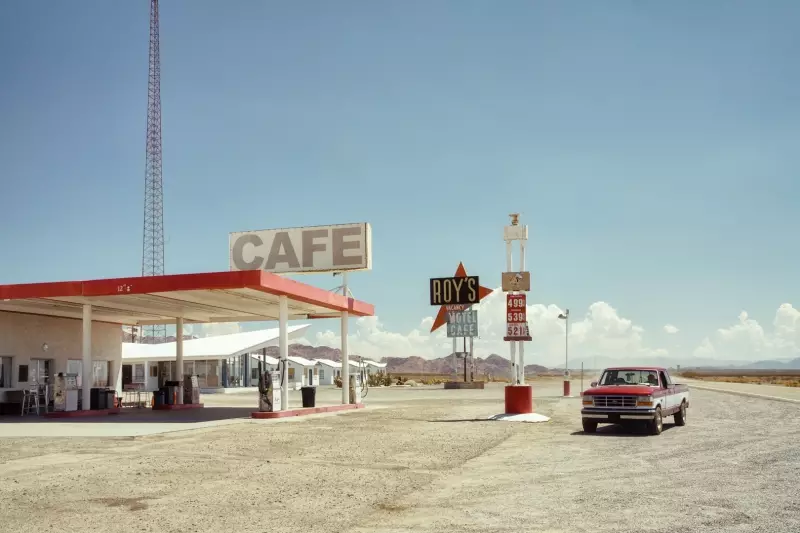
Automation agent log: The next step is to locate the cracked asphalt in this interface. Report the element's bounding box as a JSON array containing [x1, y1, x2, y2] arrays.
[[0, 382, 798, 532]]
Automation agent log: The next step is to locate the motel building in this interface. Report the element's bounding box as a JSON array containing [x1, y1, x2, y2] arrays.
[[0, 270, 374, 417], [120, 325, 311, 393]]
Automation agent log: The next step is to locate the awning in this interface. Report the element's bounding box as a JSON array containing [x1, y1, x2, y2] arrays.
[[0, 270, 374, 326]]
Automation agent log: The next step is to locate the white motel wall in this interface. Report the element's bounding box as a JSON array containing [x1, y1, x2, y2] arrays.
[[0, 311, 122, 405]]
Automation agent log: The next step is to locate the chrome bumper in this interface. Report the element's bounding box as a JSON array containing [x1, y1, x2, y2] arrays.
[[581, 409, 656, 420]]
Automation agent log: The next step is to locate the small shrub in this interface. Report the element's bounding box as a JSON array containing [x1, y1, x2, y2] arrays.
[[334, 376, 343, 388]]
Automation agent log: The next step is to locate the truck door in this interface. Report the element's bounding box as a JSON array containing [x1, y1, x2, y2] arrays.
[[659, 371, 674, 412]]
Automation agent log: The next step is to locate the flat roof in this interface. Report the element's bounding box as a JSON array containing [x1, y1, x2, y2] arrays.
[[122, 324, 310, 361], [0, 270, 374, 326]]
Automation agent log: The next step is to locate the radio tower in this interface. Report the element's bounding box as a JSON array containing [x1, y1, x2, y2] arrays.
[[141, 0, 166, 342]]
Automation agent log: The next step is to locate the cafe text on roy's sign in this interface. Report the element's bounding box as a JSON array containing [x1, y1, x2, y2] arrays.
[[229, 222, 372, 274]]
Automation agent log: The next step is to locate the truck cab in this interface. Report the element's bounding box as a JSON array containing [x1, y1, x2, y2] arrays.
[[581, 367, 689, 435]]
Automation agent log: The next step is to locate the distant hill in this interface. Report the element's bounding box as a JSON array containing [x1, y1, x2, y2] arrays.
[[261, 344, 554, 376]]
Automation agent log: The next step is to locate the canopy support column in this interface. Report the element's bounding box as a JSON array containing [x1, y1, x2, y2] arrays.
[[176, 317, 184, 404], [279, 295, 289, 411], [81, 304, 92, 411], [341, 273, 349, 405]]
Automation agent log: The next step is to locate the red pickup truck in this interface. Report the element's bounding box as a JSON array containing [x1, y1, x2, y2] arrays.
[[581, 367, 689, 435]]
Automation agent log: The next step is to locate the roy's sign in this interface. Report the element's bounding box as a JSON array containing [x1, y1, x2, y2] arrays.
[[429, 276, 480, 306], [230, 223, 372, 274]]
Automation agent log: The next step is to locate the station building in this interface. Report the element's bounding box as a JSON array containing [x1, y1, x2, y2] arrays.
[[0, 270, 374, 415]]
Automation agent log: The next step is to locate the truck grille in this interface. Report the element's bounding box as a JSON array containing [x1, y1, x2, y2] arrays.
[[593, 396, 637, 408]]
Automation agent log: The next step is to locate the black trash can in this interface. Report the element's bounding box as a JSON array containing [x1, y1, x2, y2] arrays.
[[89, 388, 100, 410], [105, 390, 117, 410], [300, 386, 316, 408], [153, 389, 164, 408]]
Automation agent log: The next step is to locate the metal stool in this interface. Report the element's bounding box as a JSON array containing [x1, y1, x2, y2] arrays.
[[21, 388, 40, 416]]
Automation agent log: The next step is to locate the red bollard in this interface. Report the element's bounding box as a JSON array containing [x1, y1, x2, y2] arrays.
[[563, 379, 571, 397], [504, 385, 533, 414]]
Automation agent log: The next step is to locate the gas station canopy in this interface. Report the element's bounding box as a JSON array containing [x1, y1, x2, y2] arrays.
[[0, 270, 374, 326]]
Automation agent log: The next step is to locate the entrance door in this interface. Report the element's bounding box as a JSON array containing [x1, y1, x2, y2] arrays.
[[122, 365, 133, 387]]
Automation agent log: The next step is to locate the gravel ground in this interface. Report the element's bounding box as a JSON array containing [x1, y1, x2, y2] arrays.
[[0, 383, 798, 533]]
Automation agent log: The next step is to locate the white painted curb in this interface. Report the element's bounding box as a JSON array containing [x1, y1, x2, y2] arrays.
[[688, 384, 800, 404]]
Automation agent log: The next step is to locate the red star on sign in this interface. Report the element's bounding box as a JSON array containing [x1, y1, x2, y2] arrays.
[[430, 262, 493, 332]]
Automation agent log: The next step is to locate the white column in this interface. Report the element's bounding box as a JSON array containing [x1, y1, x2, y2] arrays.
[[518, 239, 526, 385], [452, 337, 457, 381], [341, 273, 349, 405], [176, 317, 184, 405], [279, 295, 289, 410], [469, 336, 474, 382], [506, 240, 516, 384], [81, 304, 92, 410]]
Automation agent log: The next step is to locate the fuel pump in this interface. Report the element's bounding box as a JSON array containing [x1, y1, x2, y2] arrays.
[[349, 359, 368, 404], [257, 360, 283, 412]]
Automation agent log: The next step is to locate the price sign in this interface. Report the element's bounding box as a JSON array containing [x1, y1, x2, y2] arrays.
[[505, 294, 531, 341], [506, 294, 527, 323]]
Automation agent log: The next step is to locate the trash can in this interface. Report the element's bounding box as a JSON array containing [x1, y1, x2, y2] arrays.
[[300, 386, 316, 408], [105, 390, 117, 409], [89, 388, 99, 410], [153, 389, 164, 409]]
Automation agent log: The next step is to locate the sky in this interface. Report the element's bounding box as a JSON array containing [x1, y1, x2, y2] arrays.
[[1, 1, 798, 366]]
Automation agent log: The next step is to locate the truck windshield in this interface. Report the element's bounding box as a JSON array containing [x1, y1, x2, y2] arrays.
[[599, 370, 659, 386]]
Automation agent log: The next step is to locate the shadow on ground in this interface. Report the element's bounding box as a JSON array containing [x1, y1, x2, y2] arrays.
[[570, 423, 677, 437], [0, 407, 260, 425]]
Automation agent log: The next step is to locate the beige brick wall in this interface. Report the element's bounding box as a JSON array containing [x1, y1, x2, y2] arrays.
[[0, 311, 122, 401]]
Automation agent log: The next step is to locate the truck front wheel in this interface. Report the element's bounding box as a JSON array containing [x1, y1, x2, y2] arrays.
[[582, 419, 598, 434], [648, 407, 663, 436]]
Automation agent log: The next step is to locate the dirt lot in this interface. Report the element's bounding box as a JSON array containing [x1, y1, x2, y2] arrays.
[[678, 370, 800, 388], [1, 382, 798, 533]]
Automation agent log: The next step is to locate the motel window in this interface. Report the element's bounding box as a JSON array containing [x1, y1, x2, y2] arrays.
[[251, 368, 259, 380], [67, 359, 82, 388], [0, 357, 12, 388], [133, 364, 146, 383], [288, 367, 295, 381], [149, 365, 158, 378], [319, 369, 325, 380], [92, 361, 110, 388]]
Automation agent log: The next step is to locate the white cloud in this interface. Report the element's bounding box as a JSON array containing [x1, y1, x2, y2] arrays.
[[691, 304, 800, 361], [663, 324, 679, 334], [301, 287, 668, 366]]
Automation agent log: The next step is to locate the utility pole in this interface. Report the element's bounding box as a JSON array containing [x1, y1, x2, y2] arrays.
[[141, 0, 166, 342]]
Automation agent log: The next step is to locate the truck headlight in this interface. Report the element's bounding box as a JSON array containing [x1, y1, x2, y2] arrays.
[[582, 395, 594, 406], [637, 396, 654, 407]]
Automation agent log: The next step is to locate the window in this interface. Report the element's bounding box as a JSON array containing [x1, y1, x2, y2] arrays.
[[0, 357, 12, 387], [92, 361, 110, 387], [319, 368, 325, 381], [251, 368, 259, 380], [288, 367, 295, 380], [67, 360, 82, 387], [149, 365, 158, 378], [133, 364, 146, 383]]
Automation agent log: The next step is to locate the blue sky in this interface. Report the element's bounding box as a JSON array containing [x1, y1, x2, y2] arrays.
[[1, 1, 798, 360]]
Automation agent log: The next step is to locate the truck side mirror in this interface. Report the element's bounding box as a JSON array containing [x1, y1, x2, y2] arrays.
[[590, 381, 598, 388]]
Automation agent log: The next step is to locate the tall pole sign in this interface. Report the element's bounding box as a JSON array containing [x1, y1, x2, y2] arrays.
[[502, 213, 530, 387]]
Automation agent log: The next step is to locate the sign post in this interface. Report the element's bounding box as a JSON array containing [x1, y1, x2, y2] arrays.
[[502, 213, 533, 415]]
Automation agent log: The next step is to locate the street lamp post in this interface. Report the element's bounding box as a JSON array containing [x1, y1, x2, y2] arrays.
[[557, 309, 570, 397]]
